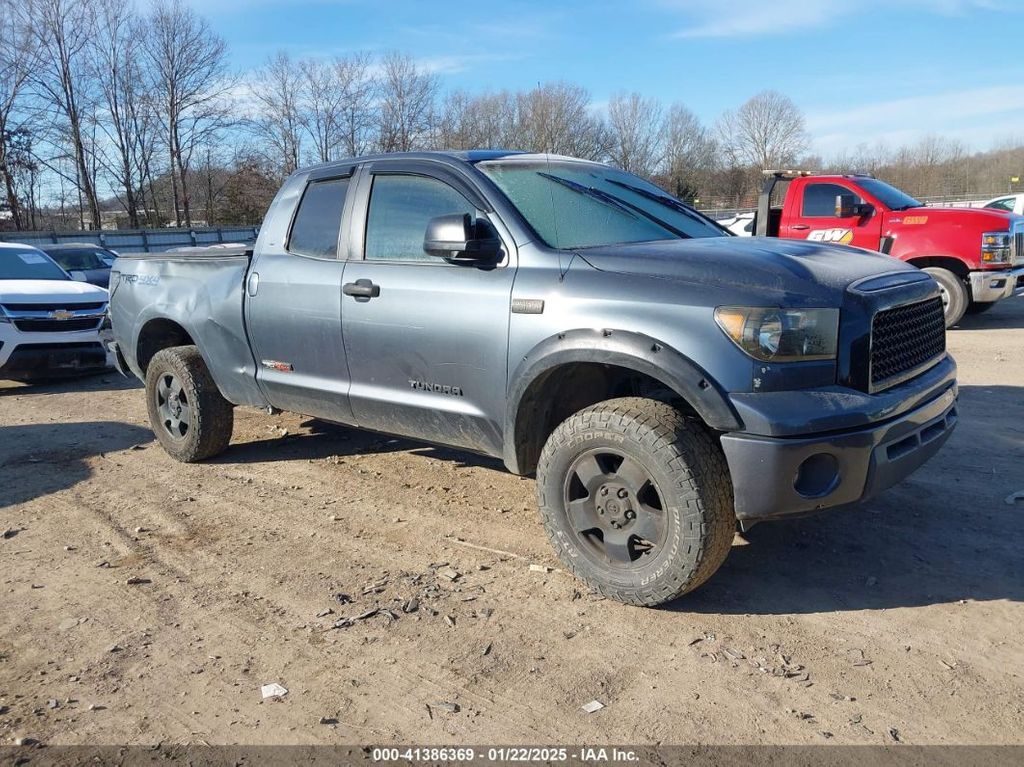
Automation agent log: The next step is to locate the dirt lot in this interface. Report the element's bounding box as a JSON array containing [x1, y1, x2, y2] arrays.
[[1, 296, 1022, 748]]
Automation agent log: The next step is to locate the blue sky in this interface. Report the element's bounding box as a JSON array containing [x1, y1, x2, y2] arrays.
[[195, 0, 1024, 157]]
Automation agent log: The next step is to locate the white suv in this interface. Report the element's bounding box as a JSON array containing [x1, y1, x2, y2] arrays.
[[0, 242, 110, 381]]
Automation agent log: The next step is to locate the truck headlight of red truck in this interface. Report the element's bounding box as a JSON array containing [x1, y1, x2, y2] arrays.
[[981, 231, 1012, 264]]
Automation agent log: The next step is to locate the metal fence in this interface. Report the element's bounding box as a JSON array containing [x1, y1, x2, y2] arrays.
[[0, 225, 259, 253]]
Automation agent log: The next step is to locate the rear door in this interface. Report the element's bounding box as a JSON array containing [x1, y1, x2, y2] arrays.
[[782, 180, 883, 250], [339, 160, 516, 457], [246, 167, 356, 422]]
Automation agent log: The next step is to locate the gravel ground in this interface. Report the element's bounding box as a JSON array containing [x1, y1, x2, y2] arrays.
[[1, 294, 1022, 747]]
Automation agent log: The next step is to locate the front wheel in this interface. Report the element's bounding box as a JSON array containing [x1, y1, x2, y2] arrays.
[[145, 345, 234, 462], [922, 267, 968, 327], [535, 397, 735, 607]]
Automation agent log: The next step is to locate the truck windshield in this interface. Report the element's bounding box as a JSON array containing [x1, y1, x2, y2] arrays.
[[856, 178, 922, 211], [478, 160, 726, 249], [0, 248, 69, 280]]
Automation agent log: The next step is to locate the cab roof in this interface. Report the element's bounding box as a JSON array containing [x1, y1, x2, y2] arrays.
[[301, 150, 607, 175]]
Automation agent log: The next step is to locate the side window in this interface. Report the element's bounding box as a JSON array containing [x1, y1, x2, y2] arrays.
[[288, 177, 349, 258], [986, 198, 1014, 212], [802, 183, 861, 217], [365, 174, 476, 262]]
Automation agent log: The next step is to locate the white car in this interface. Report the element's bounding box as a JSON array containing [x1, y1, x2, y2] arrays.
[[982, 193, 1024, 215], [717, 211, 755, 236], [0, 242, 110, 381]]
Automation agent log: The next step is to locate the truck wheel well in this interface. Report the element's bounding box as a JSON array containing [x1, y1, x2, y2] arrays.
[[513, 362, 700, 476], [907, 256, 969, 280], [136, 319, 195, 374]]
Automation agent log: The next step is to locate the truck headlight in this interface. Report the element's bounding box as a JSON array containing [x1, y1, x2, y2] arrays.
[[981, 231, 1011, 264], [714, 307, 839, 362]]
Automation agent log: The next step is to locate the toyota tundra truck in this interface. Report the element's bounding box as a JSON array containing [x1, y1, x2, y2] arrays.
[[108, 152, 958, 606], [754, 170, 1024, 326]]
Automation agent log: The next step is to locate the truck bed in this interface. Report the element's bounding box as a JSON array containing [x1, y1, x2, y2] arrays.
[[109, 245, 266, 408]]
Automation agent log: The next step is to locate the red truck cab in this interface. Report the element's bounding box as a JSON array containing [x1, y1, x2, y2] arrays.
[[755, 171, 1024, 326]]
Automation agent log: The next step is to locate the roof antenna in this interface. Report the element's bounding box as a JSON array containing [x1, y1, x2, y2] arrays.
[[543, 152, 572, 281]]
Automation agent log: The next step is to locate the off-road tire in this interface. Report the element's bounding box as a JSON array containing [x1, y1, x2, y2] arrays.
[[145, 345, 233, 462], [923, 267, 968, 327], [536, 397, 735, 607], [965, 300, 997, 315]]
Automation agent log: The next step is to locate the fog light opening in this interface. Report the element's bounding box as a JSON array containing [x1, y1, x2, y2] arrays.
[[794, 453, 840, 499]]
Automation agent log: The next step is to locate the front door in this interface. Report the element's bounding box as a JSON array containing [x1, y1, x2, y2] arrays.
[[340, 164, 516, 457], [784, 181, 883, 250], [246, 173, 355, 422]]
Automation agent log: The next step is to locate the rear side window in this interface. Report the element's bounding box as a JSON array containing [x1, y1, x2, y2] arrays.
[[985, 198, 1015, 212], [289, 177, 349, 258], [802, 183, 861, 217], [364, 175, 476, 262], [47, 249, 109, 270]]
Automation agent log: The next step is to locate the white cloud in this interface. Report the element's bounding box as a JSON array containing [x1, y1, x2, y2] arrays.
[[804, 84, 1024, 154], [662, 0, 1015, 39]]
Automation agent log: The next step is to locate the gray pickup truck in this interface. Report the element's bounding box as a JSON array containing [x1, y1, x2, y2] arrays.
[[108, 151, 958, 606]]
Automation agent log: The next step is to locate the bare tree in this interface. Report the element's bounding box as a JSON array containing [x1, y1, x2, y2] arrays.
[[300, 58, 341, 163], [515, 83, 606, 159], [0, 0, 36, 228], [249, 51, 304, 178], [89, 0, 157, 227], [433, 89, 476, 150], [606, 92, 664, 177], [376, 52, 436, 153], [22, 0, 102, 229], [660, 102, 716, 202], [717, 90, 808, 170], [145, 0, 232, 226], [333, 53, 376, 158], [432, 89, 518, 150]]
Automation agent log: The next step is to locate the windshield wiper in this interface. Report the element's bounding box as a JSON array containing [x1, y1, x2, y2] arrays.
[[538, 172, 689, 239], [607, 179, 723, 231]]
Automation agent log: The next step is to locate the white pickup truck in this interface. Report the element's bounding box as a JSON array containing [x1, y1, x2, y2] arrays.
[[0, 242, 110, 381]]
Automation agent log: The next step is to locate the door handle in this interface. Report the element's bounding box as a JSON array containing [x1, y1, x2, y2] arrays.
[[246, 271, 259, 296], [343, 279, 380, 301], [791, 224, 810, 231]]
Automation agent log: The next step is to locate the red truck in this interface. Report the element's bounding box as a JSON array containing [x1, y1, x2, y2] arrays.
[[754, 171, 1024, 326]]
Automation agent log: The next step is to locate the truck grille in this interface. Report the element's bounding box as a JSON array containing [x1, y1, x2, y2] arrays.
[[1, 302, 107, 334], [1014, 229, 1023, 265], [13, 318, 103, 332], [870, 297, 946, 391], [2, 302, 105, 312]]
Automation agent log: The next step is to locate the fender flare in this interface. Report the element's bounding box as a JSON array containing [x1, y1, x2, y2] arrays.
[[503, 328, 742, 473]]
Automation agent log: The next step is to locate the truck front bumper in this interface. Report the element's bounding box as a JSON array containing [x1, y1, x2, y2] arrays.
[[0, 341, 109, 381], [969, 267, 1024, 302], [720, 362, 958, 526]]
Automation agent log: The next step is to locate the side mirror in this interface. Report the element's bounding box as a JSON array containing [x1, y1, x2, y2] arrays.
[[69, 270, 88, 282], [835, 194, 873, 219], [424, 213, 501, 261]]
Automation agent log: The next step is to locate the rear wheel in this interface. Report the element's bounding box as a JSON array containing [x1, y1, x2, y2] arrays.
[[535, 397, 735, 607], [145, 345, 233, 462], [923, 267, 968, 328], [966, 300, 998, 315]]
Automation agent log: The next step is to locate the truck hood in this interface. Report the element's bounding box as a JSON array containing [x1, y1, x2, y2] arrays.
[[0, 279, 109, 305], [578, 237, 914, 304], [890, 206, 1016, 230]]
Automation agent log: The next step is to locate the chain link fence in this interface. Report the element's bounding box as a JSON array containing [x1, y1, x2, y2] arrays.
[[0, 226, 259, 253]]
